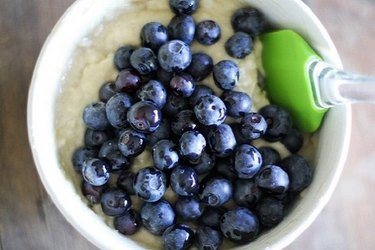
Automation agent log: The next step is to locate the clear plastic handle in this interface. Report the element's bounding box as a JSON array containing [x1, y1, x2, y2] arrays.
[[310, 60, 375, 109]]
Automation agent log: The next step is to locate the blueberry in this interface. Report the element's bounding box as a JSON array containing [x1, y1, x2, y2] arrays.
[[213, 60, 239, 90], [152, 139, 179, 171], [130, 47, 158, 75], [72, 147, 97, 172], [188, 84, 214, 107], [81, 158, 110, 186], [234, 179, 262, 208], [281, 128, 304, 153], [256, 197, 284, 228], [114, 68, 142, 93], [230, 123, 252, 146], [231, 7, 267, 37], [175, 196, 204, 221], [199, 177, 232, 207], [220, 207, 259, 243], [214, 157, 237, 182], [170, 165, 199, 196], [140, 199, 175, 235], [207, 124, 236, 158], [169, 0, 199, 15], [221, 90, 252, 118], [84, 129, 112, 148], [114, 209, 141, 235], [114, 45, 135, 71], [100, 188, 132, 216], [158, 40, 192, 73], [106, 93, 133, 128], [170, 73, 196, 97], [99, 140, 130, 172], [171, 110, 198, 136], [81, 180, 107, 205], [99, 81, 117, 102], [225, 32, 253, 59], [168, 15, 195, 45], [146, 118, 171, 146], [240, 112, 268, 140], [163, 94, 189, 117], [117, 170, 135, 195], [117, 129, 146, 158], [140, 22, 169, 51], [133, 167, 167, 202], [83, 102, 109, 130], [192, 150, 216, 175], [199, 206, 227, 229], [194, 94, 226, 126], [127, 101, 162, 133], [137, 80, 167, 109], [256, 165, 289, 194], [195, 226, 223, 250], [259, 104, 293, 142], [258, 146, 281, 166], [234, 144, 262, 179], [195, 20, 221, 45], [179, 131, 206, 162], [163, 224, 194, 250], [156, 68, 175, 85], [279, 154, 313, 192], [185, 53, 214, 81]]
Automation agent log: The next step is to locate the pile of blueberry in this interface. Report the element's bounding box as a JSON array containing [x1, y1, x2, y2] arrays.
[[72, 0, 313, 249]]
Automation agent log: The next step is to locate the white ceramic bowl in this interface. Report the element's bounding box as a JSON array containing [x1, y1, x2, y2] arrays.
[[27, 0, 351, 249]]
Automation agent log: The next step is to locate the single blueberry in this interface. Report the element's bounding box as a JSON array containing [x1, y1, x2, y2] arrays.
[[195, 226, 223, 250], [152, 139, 179, 171], [279, 154, 313, 192], [114, 209, 141, 235], [158, 40, 192, 73], [175, 196, 204, 221], [99, 140, 130, 172], [133, 167, 167, 202], [259, 104, 293, 142], [179, 131, 206, 162], [255, 197, 284, 228], [117, 128, 146, 158], [256, 165, 289, 194], [231, 7, 267, 37], [169, 0, 199, 14], [188, 84, 214, 107], [221, 90, 252, 118], [170, 165, 199, 196], [99, 81, 117, 102], [106, 93, 133, 128], [84, 129, 112, 148], [163, 224, 195, 250], [100, 188, 132, 216], [213, 60, 239, 90], [83, 102, 109, 130], [234, 179, 263, 208], [137, 80, 167, 109], [168, 15, 195, 45], [281, 128, 304, 153], [194, 94, 227, 126], [81, 180, 107, 205], [117, 170, 135, 195], [130, 47, 158, 75], [220, 207, 259, 243], [171, 109, 198, 136], [169, 73, 196, 97], [81, 158, 110, 186], [240, 112, 268, 140], [207, 124, 237, 158], [72, 147, 97, 172], [185, 53, 214, 81], [234, 144, 262, 179], [192, 150, 216, 175], [140, 199, 175, 235], [199, 206, 227, 229], [225, 32, 253, 59], [163, 94, 189, 117], [140, 22, 169, 51], [127, 101, 162, 133], [114, 68, 142, 93], [146, 118, 171, 146], [114, 45, 135, 71], [195, 20, 221, 45], [258, 146, 281, 166], [199, 177, 232, 207]]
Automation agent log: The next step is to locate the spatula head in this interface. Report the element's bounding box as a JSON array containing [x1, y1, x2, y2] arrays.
[[260, 29, 327, 133]]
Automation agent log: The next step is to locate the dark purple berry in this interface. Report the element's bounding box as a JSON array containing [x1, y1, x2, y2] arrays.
[[221, 90, 252, 118], [72, 147, 97, 172], [152, 139, 179, 171], [168, 15, 196, 45], [234, 179, 262, 208], [158, 40, 192, 73], [99, 140, 130, 172], [171, 109, 198, 136], [81, 158, 110, 186], [133, 167, 167, 202], [185, 53, 213, 81], [127, 101, 162, 133], [81, 180, 107, 205], [281, 128, 304, 153], [195, 20, 221, 45], [234, 144, 262, 179], [170, 73, 196, 97], [114, 45, 135, 71], [99, 81, 117, 102], [199, 177, 232, 207], [114, 209, 141, 235], [225, 32, 253, 59], [256, 165, 289, 194], [105, 93, 133, 128], [195, 226, 223, 250], [169, 0, 199, 15], [83, 102, 109, 130], [140, 22, 169, 51], [258, 146, 281, 166], [231, 7, 267, 37], [130, 47, 158, 75], [117, 170, 135, 195], [256, 197, 284, 228], [137, 80, 168, 109], [240, 112, 268, 140], [207, 124, 237, 158], [115, 69, 142, 93], [194, 94, 227, 126], [163, 224, 194, 250], [170, 165, 199, 196], [279, 154, 313, 192], [259, 104, 293, 142], [100, 188, 132, 216], [141, 199, 175, 235], [213, 60, 239, 90]]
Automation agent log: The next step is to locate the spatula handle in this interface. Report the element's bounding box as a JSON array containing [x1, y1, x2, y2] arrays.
[[311, 61, 375, 108]]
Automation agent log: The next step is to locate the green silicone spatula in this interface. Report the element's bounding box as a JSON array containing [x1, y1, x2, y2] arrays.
[[260, 29, 375, 132]]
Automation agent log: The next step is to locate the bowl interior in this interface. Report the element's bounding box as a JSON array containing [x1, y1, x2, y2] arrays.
[[28, 0, 351, 249]]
